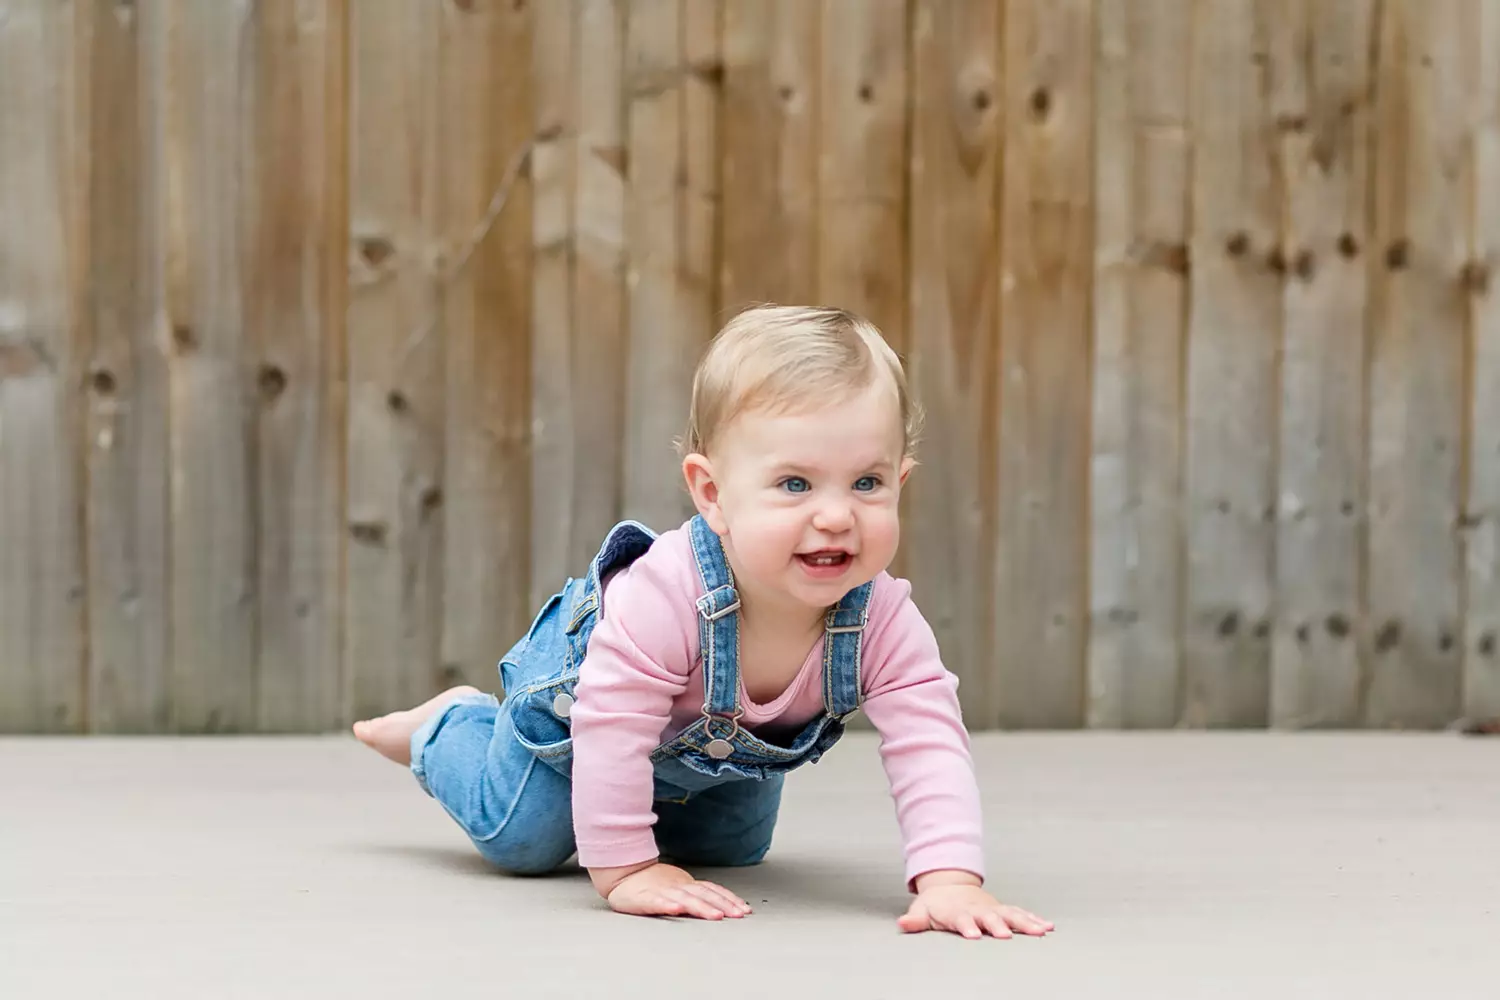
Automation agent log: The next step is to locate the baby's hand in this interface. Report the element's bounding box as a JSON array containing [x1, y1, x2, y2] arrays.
[[604, 861, 753, 921], [899, 870, 1054, 940]]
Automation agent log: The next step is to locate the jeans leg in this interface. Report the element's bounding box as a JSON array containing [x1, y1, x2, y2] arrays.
[[410, 694, 577, 875], [652, 774, 784, 868]]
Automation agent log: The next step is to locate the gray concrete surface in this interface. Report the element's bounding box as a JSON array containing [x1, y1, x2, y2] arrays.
[[2, 731, 1496, 999]]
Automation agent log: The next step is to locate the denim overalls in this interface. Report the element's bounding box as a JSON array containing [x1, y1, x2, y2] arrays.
[[408, 514, 873, 875]]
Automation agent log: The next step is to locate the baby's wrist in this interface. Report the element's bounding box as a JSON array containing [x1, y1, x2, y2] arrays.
[[588, 858, 659, 898], [913, 868, 984, 893]]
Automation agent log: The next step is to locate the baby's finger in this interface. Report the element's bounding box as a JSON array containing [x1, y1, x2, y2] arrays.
[[979, 911, 1015, 940], [672, 885, 732, 920], [696, 881, 752, 915], [1003, 907, 1054, 935], [951, 913, 984, 940]]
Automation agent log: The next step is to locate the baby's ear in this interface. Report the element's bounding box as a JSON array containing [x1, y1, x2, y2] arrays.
[[681, 453, 728, 533], [898, 455, 916, 487]]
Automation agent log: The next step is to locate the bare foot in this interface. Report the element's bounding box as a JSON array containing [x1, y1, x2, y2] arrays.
[[353, 685, 482, 766]]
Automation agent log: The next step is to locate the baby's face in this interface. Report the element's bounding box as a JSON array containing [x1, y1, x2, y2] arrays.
[[707, 381, 912, 613]]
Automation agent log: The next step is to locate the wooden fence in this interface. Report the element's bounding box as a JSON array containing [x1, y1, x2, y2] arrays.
[[1, 0, 1497, 734]]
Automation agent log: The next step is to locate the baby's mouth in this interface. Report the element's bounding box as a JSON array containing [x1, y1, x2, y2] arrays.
[[797, 550, 852, 567]]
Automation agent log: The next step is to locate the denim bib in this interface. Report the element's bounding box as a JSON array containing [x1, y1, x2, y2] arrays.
[[507, 515, 872, 799]]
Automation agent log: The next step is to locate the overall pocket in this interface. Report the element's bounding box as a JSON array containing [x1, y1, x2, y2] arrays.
[[509, 672, 580, 777]]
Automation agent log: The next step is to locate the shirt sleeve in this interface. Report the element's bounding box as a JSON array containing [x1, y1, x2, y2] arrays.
[[567, 534, 698, 869], [857, 576, 987, 890]]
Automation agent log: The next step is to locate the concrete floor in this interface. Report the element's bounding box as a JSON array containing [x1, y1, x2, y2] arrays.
[[2, 731, 1496, 999]]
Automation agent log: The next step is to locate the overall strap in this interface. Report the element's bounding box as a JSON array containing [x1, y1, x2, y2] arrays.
[[688, 515, 742, 721], [822, 580, 874, 719]]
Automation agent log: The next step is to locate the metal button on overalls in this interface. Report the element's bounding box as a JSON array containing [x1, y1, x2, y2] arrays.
[[552, 692, 574, 719]]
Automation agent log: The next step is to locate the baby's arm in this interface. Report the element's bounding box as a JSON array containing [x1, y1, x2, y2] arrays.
[[568, 547, 751, 920], [859, 578, 1054, 939]]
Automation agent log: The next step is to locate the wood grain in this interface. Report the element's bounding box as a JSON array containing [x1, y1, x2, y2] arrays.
[[1267, 0, 1376, 728], [437, 0, 534, 695], [906, 0, 1002, 727], [81, 0, 171, 733], [1088, 0, 1190, 728], [0, 0, 88, 733], [529, 0, 582, 610], [346, 0, 445, 720], [720, 0, 819, 308], [248, 0, 347, 731], [1465, 0, 1500, 723], [994, 0, 1094, 728], [623, 0, 719, 532], [163, 1, 259, 732], [531, 0, 624, 611], [1182, 0, 1280, 728], [1366, 0, 1466, 728]]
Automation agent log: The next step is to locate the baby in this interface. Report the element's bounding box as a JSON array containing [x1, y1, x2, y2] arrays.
[[354, 304, 1053, 940]]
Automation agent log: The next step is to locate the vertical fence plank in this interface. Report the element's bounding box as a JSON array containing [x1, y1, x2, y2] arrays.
[[1466, 0, 1500, 724], [1366, 0, 1466, 728], [1087, 0, 1190, 728], [83, 0, 171, 733], [249, 0, 347, 731], [163, 2, 259, 732], [531, 0, 625, 606], [437, 0, 534, 692], [1182, 0, 1280, 728], [1267, 0, 1375, 728], [720, 0, 819, 308], [624, 0, 719, 530], [0, 0, 88, 733], [529, 0, 581, 611], [906, 0, 1002, 726], [818, 0, 907, 347], [346, 1, 444, 719], [994, 0, 1093, 728]]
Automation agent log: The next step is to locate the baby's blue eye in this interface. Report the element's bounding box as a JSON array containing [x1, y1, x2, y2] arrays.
[[780, 477, 810, 494], [854, 476, 880, 492]]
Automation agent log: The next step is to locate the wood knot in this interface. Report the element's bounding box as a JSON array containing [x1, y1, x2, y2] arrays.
[[89, 368, 117, 395], [857, 82, 874, 103], [1225, 231, 1250, 257], [1028, 87, 1051, 119], [420, 486, 444, 516], [778, 85, 795, 103], [1337, 233, 1360, 258], [1461, 260, 1490, 295], [172, 324, 196, 351], [1384, 239, 1410, 269], [972, 89, 992, 112], [689, 58, 725, 87], [387, 389, 408, 413], [1374, 620, 1402, 652], [1293, 250, 1315, 281], [257, 364, 287, 400], [1325, 613, 1350, 638], [349, 520, 388, 546], [1266, 247, 1288, 274], [358, 236, 395, 269], [1480, 632, 1496, 657], [1217, 611, 1240, 637], [1295, 623, 1311, 644], [1252, 619, 1271, 639], [1276, 113, 1308, 132]]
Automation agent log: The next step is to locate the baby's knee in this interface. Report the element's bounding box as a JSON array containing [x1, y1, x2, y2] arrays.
[[474, 815, 579, 875], [474, 823, 576, 876]]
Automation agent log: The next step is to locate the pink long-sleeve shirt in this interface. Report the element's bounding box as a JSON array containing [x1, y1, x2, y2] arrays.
[[568, 521, 986, 888]]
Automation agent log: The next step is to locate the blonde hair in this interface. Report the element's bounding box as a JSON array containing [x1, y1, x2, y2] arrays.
[[680, 303, 922, 459]]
